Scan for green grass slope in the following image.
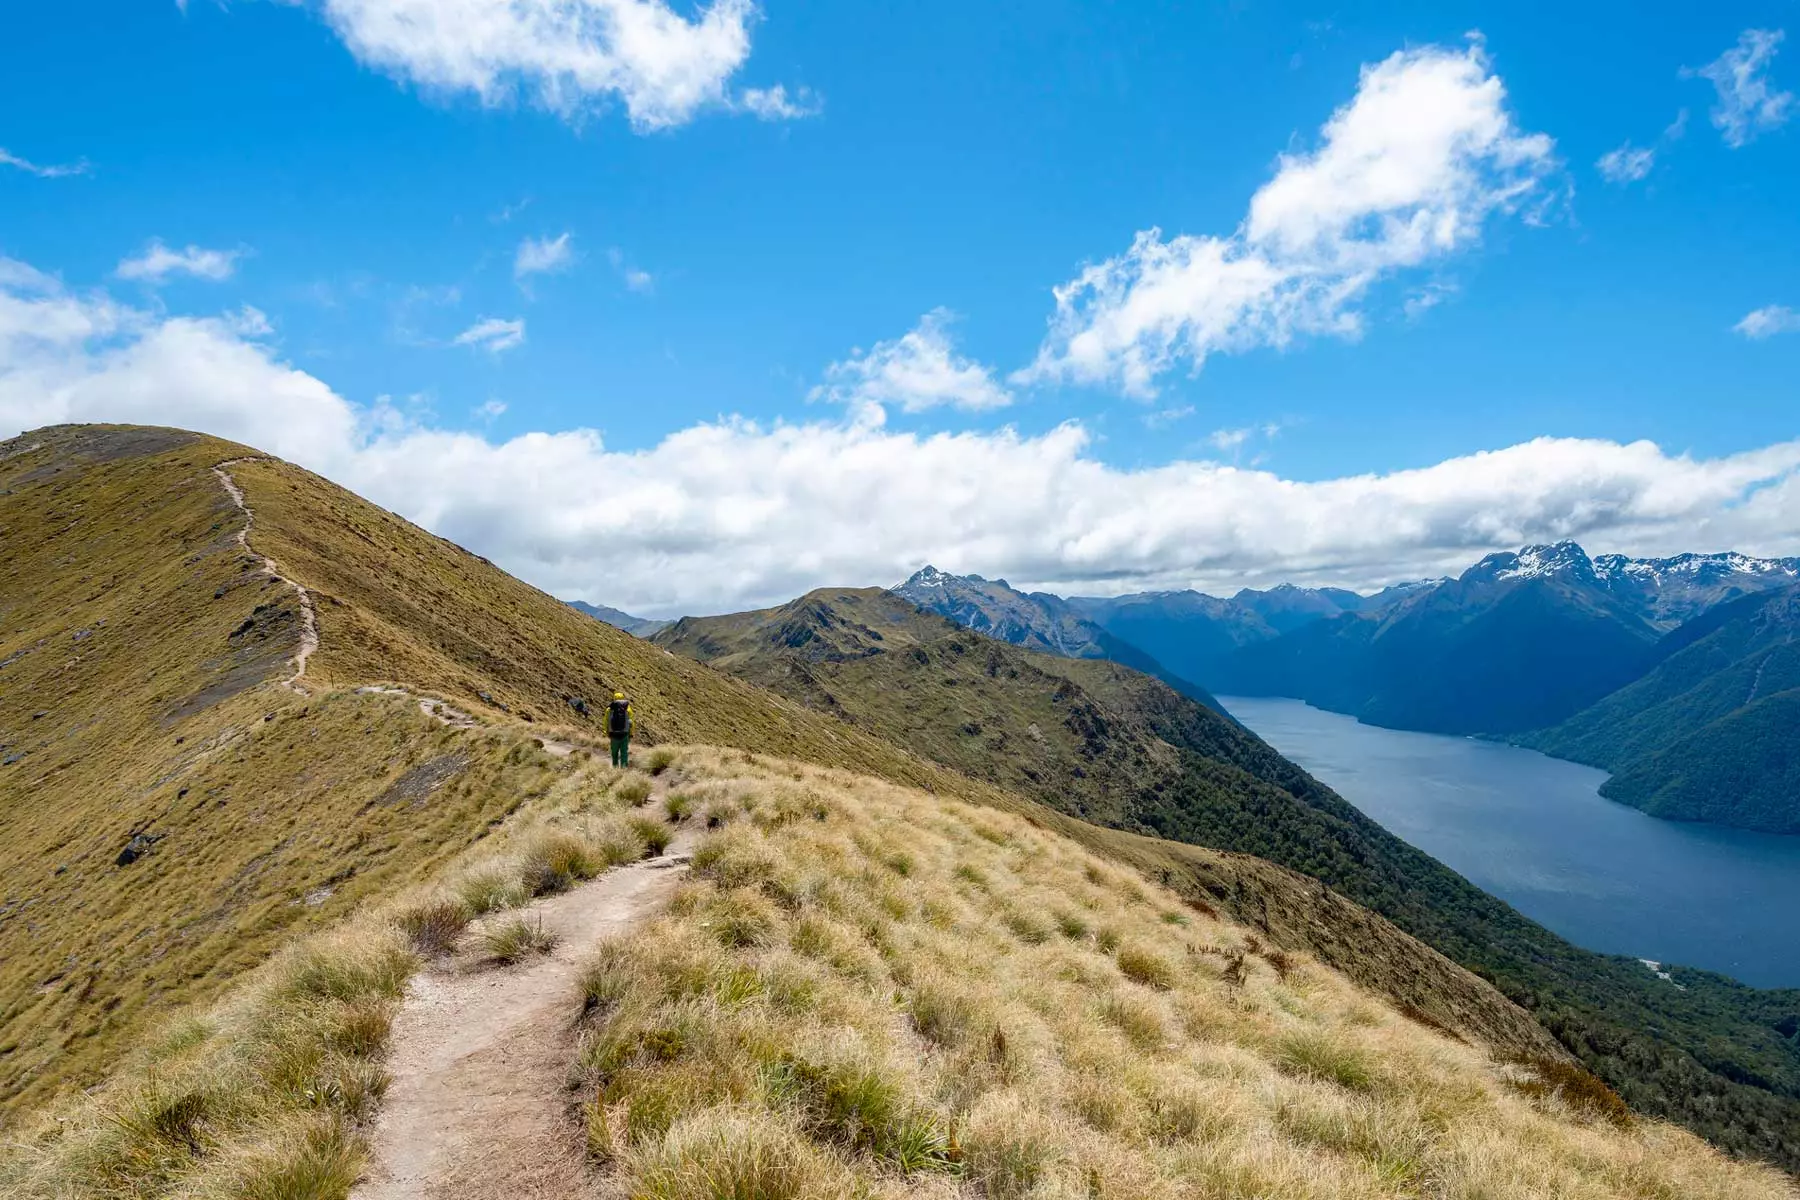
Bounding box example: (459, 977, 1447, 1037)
(658, 588, 1800, 1171)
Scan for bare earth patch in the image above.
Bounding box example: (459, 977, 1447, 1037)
(353, 835, 695, 1200)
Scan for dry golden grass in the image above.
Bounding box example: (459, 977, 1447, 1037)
(571, 748, 1797, 1200)
(0, 753, 675, 1199)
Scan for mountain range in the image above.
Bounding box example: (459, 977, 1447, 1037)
(893, 565, 1223, 708)
(885, 546, 1800, 832)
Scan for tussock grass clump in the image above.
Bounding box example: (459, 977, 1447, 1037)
(644, 746, 679, 776)
(481, 915, 560, 963)
(566, 748, 1795, 1200)
(1115, 942, 1178, 990)
(394, 893, 473, 955)
(614, 775, 655, 806)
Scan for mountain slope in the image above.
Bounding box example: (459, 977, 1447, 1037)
(1064, 589, 1279, 684)
(0, 425, 992, 1120)
(1214, 542, 1663, 734)
(1523, 585, 1800, 832)
(1594, 551, 1800, 630)
(0, 424, 1543, 1135)
(894, 566, 1222, 708)
(657, 585, 1800, 1170)
(570, 749, 1793, 1200)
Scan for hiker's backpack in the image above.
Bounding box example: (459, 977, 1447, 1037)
(607, 698, 631, 736)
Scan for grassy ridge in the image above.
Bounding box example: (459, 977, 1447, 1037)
(657, 589, 1800, 1171)
(571, 748, 1794, 1199)
(2, 427, 1539, 1141)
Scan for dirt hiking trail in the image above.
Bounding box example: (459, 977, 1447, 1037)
(212, 459, 319, 693)
(354, 833, 696, 1200)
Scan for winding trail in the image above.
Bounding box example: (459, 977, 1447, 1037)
(354, 834, 696, 1200)
(212, 459, 319, 694)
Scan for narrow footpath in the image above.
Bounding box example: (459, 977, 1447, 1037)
(353, 831, 695, 1200)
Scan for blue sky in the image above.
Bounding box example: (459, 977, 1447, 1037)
(2, 1, 1798, 613)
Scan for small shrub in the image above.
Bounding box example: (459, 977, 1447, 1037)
(953, 862, 989, 888)
(1116, 944, 1177, 991)
(1220, 950, 1247, 988)
(644, 746, 678, 776)
(275, 934, 414, 1004)
(393, 893, 471, 955)
(1506, 1057, 1634, 1127)
(664, 792, 696, 821)
(1276, 1032, 1376, 1092)
(481, 915, 559, 964)
(1094, 927, 1121, 954)
(1053, 910, 1090, 940)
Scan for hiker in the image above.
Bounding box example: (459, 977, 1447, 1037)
(606, 691, 633, 767)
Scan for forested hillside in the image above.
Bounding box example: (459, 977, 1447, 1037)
(1523, 585, 1800, 832)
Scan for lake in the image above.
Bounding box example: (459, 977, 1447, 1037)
(1221, 696, 1800, 989)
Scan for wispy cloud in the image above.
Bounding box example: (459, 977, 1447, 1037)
(1016, 39, 1558, 397)
(453, 316, 526, 354)
(1735, 305, 1800, 339)
(1690, 29, 1793, 147)
(607, 247, 654, 293)
(813, 309, 1012, 413)
(0, 147, 90, 178)
(1596, 142, 1655, 184)
(491, 197, 532, 223)
(737, 84, 823, 121)
(116, 240, 241, 283)
(515, 232, 574, 282)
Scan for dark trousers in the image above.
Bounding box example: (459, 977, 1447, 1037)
(610, 735, 630, 767)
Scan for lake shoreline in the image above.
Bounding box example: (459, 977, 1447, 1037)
(1220, 695, 1800, 990)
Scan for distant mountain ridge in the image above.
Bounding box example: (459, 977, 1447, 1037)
(566, 599, 669, 637)
(893, 566, 1223, 709)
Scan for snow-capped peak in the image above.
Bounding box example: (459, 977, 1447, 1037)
(1477, 541, 1595, 583)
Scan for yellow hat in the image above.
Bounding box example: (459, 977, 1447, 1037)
(613, 692, 625, 700)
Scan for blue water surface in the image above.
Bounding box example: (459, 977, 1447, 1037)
(1222, 696, 1800, 989)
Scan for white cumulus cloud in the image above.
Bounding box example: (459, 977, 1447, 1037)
(1735, 305, 1800, 339)
(1017, 40, 1558, 397)
(311, 0, 764, 130)
(813, 310, 1012, 413)
(453, 316, 526, 353)
(6, 257, 1800, 617)
(515, 232, 575, 281)
(116, 240, 241, 284)
(1692, 29, 1794, 148)
(1596, 142, 1655, 184)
